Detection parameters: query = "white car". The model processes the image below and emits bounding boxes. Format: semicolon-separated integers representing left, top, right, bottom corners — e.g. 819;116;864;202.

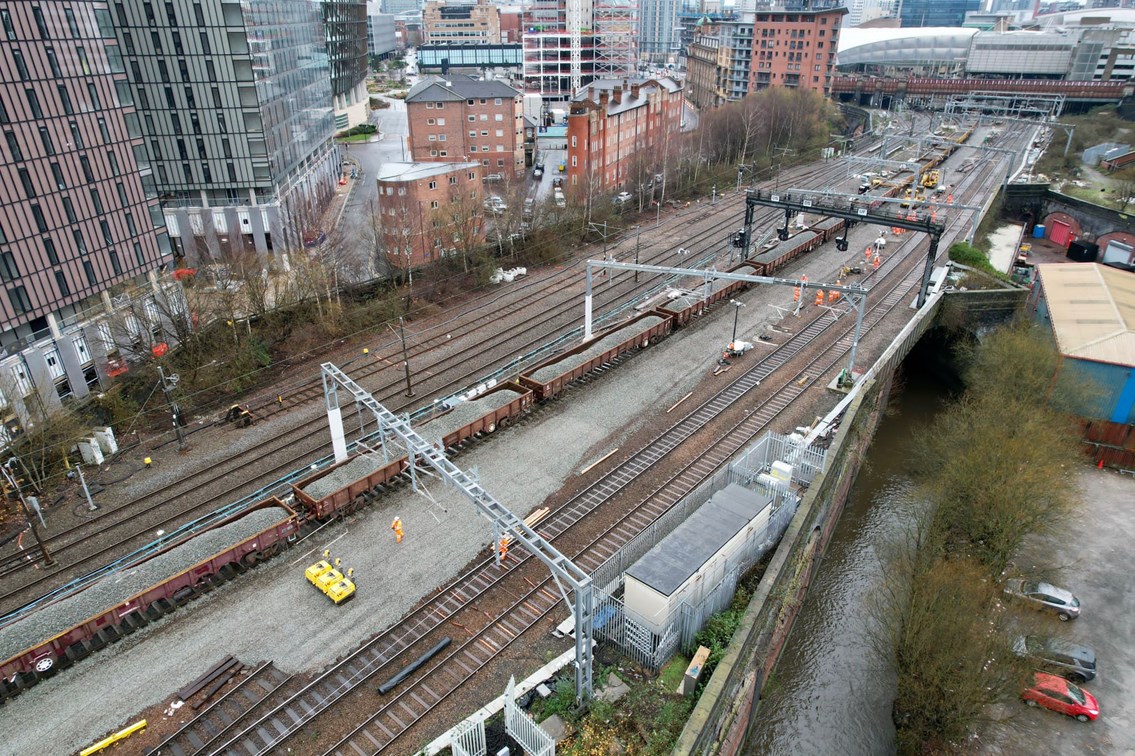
483;196;507;214
614;192;633;206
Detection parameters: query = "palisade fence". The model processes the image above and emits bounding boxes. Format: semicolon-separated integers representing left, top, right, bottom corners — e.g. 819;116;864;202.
587;432;827;671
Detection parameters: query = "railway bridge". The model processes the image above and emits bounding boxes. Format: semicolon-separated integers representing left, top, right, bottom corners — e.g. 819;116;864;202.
831;74;1132;111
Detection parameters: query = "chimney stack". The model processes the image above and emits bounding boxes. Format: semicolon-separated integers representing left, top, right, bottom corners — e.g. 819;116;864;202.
612;86;622;105
631;82;641;99
599;90;610;108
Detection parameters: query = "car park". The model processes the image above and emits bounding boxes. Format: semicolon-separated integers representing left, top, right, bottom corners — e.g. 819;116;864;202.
1003;579;1081;621
1013;635;1097;684
1022;672;1099;721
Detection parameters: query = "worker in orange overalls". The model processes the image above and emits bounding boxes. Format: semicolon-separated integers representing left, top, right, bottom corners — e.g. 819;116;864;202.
873;253;881;270
498;536;509;563
391;516;403;544
814;289;824;306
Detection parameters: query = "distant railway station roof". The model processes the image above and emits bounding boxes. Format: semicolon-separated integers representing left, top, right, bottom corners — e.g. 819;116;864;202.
1038;263;1135;368
837;27;978;67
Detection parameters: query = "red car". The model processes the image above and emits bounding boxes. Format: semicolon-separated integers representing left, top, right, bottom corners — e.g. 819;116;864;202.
1022;672;1099;722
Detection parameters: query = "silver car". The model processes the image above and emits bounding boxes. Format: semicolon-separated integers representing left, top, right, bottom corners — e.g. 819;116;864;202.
1003;579;1081;621
1013;635;1097;683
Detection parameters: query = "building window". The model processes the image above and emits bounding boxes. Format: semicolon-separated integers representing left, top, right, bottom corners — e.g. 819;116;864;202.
468;115;475;122
134;241;145;266
7;286;31;315
25;89;43;119
44;237;59;264
427;118;435;125
437;118;445;126
428;181;437;189
73;229;87;254
55;271;70;297
83;260;96;285
77;46;90;75
63;196;77;222
87;83;101;110
494;98;502;105
0;252;20;282
11;49;30;81
430;200;439;208
109;249;122;275
107;151;120;176
79;154;94;182
17;167;37;198
50;162;64;189
4;131;21;161
125;212;137;235
1;10;14;40
58;84;74;115
31;204;47;232
90;188;103;213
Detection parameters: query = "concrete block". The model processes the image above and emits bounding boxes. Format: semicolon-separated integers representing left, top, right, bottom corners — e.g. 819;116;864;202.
93;427;118;456
680;646;711;697
78;439;104;466
540;714;567;741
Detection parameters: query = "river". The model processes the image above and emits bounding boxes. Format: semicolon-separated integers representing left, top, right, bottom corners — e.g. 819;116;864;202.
742;338;955;755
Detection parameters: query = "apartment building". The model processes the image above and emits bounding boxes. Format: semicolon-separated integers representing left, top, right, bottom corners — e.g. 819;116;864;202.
374;161;483;269
405;75;525;176
112;0;340;261
751;5;847;95
323;0;371;129
0;0;178;429
639;0;681;63
686;30;732;109
423;0;501;45
565;77;683;195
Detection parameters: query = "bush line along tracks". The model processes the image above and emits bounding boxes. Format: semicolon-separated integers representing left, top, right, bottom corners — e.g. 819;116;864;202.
148;146;1008;755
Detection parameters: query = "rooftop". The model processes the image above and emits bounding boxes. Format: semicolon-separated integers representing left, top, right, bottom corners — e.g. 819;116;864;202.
1038;263;1135;368
376;161;482;182
406;73;521;103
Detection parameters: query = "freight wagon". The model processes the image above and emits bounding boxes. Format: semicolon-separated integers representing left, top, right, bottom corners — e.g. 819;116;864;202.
656;261;761;326
415;380;535;449
291;453;409;520
0;498;298;699
519;311;674;400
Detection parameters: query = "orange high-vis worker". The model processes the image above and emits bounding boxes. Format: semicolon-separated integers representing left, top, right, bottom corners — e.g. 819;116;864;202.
498;537;509;562
829;289;840;303
391;516;403;544
814;289;824;306
793;286;801;302
865;246;873;262
947;194;954;204
873;253;881;269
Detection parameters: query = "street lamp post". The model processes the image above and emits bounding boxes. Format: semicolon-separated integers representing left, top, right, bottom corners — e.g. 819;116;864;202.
730;299;745;347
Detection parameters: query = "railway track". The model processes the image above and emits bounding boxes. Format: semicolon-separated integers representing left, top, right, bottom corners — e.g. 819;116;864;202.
142;147;1009;756
0;161;842;615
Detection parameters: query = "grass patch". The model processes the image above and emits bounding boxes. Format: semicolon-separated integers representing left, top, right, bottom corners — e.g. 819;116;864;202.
657;654;690;693
335;134;372;143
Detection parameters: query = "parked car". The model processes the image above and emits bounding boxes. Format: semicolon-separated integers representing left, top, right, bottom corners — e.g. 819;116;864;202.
533;165;544;179
553;188;566;208
1022;671;1099;721
483;196;507;214
1013;635;1097;683
484;173;503;183
1003;579;1081;621
552;176;563;188
613;191;633;206
557;162;566;172
522;197;535;218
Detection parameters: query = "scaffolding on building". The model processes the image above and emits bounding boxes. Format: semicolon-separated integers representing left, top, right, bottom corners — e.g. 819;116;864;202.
592;0;639;80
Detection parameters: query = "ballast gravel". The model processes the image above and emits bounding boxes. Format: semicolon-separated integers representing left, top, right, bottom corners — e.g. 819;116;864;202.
529;316;666;382
0;507;290;664
415;388;524;442
300;455;386;502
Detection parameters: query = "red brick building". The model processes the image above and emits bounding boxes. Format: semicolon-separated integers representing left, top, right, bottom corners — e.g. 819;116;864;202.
750;6;846;95
374;161;484;271
405;75;525;177
565;77;684;196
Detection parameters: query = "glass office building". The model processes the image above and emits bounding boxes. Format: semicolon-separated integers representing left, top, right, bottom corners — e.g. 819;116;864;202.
114;0;338;259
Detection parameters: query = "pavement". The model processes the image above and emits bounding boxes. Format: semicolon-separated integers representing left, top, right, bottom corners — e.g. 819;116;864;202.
983;468;1135;755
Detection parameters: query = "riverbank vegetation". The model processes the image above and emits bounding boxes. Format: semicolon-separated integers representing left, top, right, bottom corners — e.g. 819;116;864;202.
883;324;1082;753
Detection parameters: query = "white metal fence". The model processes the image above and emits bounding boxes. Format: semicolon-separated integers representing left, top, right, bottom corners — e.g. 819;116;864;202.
505;676;555;756
587;432;821;670
451;715;486;756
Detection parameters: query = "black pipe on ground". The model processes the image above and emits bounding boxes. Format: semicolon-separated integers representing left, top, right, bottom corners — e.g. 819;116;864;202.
377;636;452;695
